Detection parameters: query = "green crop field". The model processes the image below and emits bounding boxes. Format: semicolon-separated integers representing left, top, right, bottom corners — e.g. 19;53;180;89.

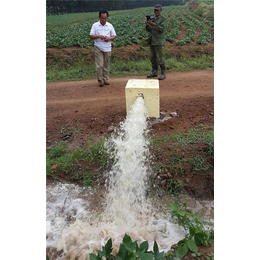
46;2;214;81
46;5;214;48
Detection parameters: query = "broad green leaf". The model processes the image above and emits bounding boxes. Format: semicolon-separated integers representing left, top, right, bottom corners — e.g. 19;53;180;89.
98;249;105;257
138;251;154;260
123;233;133;248
117;244;127;259
187;239;198;253
178;210;186;217
89;253;97;260
176;242;188;259
194;232;207;246
168;202;178;211
189;225;196;237
153;241;159;254
139;241;149;252
105;238;113;256
155;251;164;260
132;240;138;251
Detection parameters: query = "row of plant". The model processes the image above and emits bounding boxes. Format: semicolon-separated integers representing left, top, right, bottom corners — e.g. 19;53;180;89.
174;8;198;46
85;201;214;260
46;5;214;48
186;8;214;29
165;8;182;43
172;8;212;46
183;9;213;45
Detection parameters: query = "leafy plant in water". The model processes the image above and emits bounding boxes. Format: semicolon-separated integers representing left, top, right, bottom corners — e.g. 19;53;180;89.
89;233;164;260
168;201;214;259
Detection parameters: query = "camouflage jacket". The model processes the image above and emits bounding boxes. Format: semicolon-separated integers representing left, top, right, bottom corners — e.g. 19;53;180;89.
145;15;167;46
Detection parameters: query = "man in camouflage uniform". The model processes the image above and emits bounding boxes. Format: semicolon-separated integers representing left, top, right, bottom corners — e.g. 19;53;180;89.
145;4;167;80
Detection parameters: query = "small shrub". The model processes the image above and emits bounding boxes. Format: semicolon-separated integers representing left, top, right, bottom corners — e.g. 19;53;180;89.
168;201;214;259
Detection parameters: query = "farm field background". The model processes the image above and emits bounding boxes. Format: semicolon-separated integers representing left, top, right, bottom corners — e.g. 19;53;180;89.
46;2;215;259
46;1;214;81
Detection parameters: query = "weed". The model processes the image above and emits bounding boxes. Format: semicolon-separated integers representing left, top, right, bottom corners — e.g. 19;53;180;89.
86;137;110;167
88;204;214;260
206;251;214;260
189;154;212;172
47;141;67;159
46;137;109;187
150;126;214;196
72;168;95;188
168;201;214;259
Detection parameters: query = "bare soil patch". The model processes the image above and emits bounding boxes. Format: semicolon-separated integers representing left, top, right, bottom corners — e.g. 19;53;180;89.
47;70;213;144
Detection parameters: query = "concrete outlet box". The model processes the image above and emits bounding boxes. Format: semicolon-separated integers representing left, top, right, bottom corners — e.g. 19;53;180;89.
125;79;160;118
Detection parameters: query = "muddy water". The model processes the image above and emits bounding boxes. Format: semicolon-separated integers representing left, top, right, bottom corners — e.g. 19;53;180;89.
46;97;213;260
46;183;213;260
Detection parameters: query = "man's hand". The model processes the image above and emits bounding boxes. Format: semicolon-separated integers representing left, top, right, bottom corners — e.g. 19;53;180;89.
145;20;155;26
99;35;106;40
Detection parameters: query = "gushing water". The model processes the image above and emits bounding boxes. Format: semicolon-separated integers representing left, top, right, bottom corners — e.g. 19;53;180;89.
46;97;186;260
104;96;150;226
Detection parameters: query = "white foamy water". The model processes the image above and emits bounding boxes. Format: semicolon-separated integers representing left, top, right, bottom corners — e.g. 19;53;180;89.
46;97;187;260
104;96;151;226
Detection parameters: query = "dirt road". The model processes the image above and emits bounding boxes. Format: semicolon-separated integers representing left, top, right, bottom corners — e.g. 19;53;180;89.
46;70;214;146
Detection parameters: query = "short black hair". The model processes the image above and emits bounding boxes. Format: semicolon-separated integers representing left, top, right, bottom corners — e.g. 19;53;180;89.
99;10;109;17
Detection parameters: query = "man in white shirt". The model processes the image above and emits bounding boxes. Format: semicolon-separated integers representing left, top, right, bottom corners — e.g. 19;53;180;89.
90;10;116;87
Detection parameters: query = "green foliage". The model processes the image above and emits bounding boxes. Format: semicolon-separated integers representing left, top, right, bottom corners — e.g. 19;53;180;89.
150;126;214;196
47;141;67;159
193;1;214;21
168;201;214;259
46;5;213;48
46;5;214;81
89;234;164;260
47;52;214;82
46;137;110;187
206;251;214;260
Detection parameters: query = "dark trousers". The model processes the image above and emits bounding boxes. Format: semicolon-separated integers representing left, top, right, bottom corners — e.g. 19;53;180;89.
150;45;165;70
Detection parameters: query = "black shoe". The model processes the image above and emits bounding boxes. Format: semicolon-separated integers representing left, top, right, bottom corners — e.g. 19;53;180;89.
158;74;166;80
158;65;166;80
147;69;158;78
147;72;158;78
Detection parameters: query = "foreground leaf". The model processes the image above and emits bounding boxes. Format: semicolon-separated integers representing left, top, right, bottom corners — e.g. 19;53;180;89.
186;239;198;253
176;241;188;259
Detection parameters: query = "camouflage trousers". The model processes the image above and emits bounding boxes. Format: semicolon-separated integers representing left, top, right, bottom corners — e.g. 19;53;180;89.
149;45;165;69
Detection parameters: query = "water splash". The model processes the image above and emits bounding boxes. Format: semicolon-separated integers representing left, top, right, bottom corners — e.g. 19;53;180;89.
104;96;151;226
46;97;186;260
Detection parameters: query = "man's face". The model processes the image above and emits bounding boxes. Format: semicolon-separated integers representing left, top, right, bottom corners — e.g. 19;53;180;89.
154;9;162;17
99;13;107;25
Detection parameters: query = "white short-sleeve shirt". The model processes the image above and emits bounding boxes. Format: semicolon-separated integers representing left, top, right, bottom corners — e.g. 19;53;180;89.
89;21;116;52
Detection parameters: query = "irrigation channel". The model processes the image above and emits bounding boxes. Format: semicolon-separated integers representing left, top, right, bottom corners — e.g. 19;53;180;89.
46;97;214;260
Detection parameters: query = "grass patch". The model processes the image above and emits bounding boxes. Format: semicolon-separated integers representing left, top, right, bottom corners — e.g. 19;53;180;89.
46;137;110;187
47;126;213;196
150;125;214;196
46;48;213;81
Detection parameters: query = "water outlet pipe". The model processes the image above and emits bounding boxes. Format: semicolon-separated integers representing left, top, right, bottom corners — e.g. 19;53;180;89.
125;79;160;118
138;93;144;99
